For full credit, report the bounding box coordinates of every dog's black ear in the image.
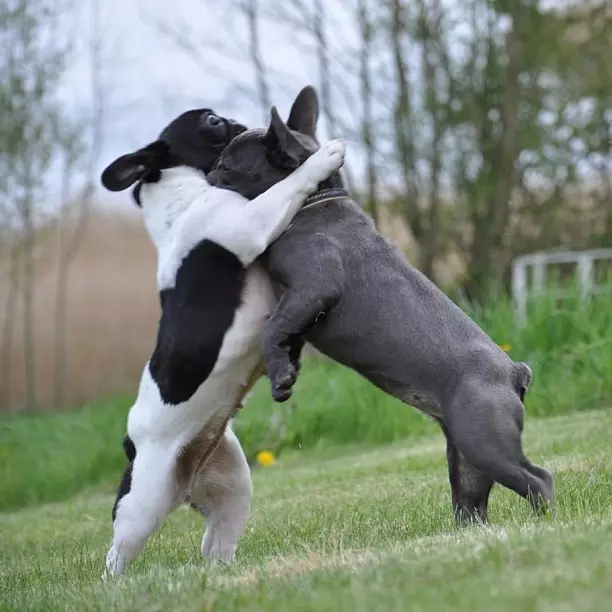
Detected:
[101,140,169,191]
[286,85,319,138]
[263,106,304,169]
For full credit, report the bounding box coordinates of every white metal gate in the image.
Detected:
[511,249,612,327]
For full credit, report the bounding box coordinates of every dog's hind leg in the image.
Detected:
[189,427,252,564]
[437,420,494,526]
[106,440,182,576]
[446,385,555,516]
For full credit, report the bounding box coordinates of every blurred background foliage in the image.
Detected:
[0,0,610,426]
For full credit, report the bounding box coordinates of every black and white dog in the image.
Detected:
[206,87,555,525]
[100,108,346,576]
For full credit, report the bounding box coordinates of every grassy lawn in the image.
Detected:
[2,408,611,611]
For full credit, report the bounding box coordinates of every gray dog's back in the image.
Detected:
[210,84,554,522]
[266,197,520,417]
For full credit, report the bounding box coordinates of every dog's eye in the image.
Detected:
[205,114,222,127]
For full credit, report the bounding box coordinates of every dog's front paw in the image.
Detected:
[202,532,237,564]
[105,546,125,577]
[271,363,298,403]
[309,139,346,182]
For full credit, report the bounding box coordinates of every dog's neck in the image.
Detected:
[317,171,344,191]
[303,186,349,209]
[139,166,210,248]
[301,172,347,209]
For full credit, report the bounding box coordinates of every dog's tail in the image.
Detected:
[511,362,532,404]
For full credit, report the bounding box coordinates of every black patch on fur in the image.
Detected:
[132,182,144,207]
[112,464,133,521]
[122,435,136,461]
[149,239,245,405]
[112,441,135,521]
[189,502,203,515]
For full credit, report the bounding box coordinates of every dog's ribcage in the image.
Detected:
[128,167,275,450]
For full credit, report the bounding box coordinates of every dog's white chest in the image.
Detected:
[138,169,251,291]
[212,262,276,374]
[127,263,275,446]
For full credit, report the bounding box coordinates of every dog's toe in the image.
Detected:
[277,370,296,388]
[105,546,126,577]
[324,139,346,158]
[272,367,296,401]
[202,534,236,564]
[272,386,293,403]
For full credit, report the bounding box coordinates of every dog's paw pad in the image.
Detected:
[272,387,293,403]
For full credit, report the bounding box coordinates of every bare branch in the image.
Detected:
[53,0,108,408]
[357,0,379,224]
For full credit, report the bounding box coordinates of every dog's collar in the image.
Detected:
[302,187,348,211]
[285,187,348,234]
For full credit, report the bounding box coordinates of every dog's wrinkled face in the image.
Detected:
[207,86,322,200]
[100,109,247,204]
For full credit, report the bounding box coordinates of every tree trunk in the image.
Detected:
[0,240,20,410]
[389,0,421,240]
[313,0,334,137]
[415,0,446,280]
[357,0,378,225]
[468,3,525,296]
[21,188,37,411]
[243,0,271,123]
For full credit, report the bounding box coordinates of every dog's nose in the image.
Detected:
[231,122,247,136]
[207,169,220,187]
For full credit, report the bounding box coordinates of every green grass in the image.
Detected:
[2,286,611,513]
[2,409,612,611]
[461,286,612,418]
[0,361,437,514]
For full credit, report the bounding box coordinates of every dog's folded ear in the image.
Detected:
[263,106,305,169]
[101,140,170,191]
[286,85,319,138]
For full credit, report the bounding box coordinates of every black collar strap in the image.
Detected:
[302,187,348,210]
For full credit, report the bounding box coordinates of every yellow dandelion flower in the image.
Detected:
[256,449,276,466]
[499,344,512,352]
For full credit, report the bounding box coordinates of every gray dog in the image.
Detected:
[207,86,555,524]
